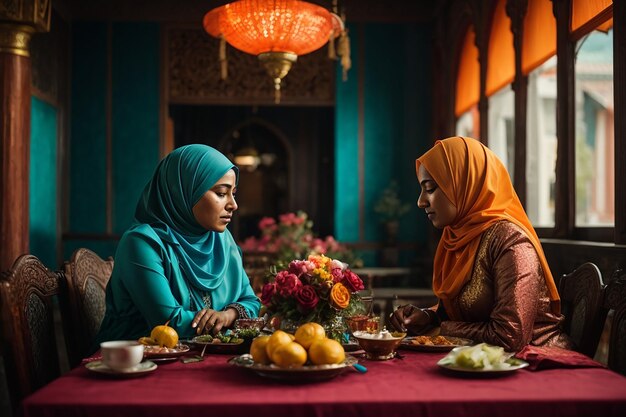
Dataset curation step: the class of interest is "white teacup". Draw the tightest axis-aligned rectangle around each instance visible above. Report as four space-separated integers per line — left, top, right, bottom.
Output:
100 340 145 371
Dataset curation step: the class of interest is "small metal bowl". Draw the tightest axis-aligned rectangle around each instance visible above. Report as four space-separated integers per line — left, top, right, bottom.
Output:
352 330 407 360
234 317 266 331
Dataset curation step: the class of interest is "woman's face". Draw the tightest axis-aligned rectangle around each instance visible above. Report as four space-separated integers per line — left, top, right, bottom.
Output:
192 169 238 232
417 164 457 229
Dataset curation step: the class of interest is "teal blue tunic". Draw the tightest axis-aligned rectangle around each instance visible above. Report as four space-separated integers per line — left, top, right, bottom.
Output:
94 145 260 348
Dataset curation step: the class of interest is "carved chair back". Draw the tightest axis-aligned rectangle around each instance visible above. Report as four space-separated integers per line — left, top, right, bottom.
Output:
558 262 608 358
243 251 274 295
0 255 64 410
604 270 626 375
62 248 114 367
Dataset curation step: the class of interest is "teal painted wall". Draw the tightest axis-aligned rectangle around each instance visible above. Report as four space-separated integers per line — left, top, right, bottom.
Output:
111 22 160 234
335 25 360 243
66 22 160 260
335 23 432 266
30 97 58 268
70 22 107 235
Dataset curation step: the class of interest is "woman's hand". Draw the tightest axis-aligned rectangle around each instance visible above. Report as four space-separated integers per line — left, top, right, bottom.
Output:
192 308 238 335
388 304 432 335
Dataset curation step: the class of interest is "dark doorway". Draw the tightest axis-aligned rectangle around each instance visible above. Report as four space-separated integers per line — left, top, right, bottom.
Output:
169 105 335 242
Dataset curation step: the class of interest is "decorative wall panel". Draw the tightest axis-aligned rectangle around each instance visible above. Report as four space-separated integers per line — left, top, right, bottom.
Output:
167 25 336 105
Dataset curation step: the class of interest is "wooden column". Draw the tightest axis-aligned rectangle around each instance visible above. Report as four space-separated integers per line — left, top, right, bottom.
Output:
552 0 575 238
614 0 626 244
0 1 50 271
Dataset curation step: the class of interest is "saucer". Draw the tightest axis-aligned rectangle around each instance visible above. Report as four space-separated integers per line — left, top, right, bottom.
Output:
85 360 157 377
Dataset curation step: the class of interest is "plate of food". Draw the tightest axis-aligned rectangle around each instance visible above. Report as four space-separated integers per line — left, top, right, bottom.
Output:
400 335 473 352
188 334 248 354
228 354 358 382
436 343 529 376
142 343 190 360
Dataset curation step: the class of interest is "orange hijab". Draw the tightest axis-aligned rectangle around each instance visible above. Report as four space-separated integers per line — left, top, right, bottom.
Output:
416 137 560 320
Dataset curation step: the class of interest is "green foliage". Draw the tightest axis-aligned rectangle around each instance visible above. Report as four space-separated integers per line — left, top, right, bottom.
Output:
373 181 410 222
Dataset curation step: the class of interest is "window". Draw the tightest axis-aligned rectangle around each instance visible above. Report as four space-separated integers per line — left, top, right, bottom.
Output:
456 105 479 139
523 0 557 227
526 57 557 227
574 28 614 227
486 0 515 175
487 86 515 178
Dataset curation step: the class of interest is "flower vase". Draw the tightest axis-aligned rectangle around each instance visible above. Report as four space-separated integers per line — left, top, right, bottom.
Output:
323 316 348 343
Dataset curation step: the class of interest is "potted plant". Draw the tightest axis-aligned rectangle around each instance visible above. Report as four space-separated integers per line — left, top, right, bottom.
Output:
373 181 410 244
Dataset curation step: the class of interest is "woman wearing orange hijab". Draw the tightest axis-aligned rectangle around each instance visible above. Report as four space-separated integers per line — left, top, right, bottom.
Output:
389 137 572 351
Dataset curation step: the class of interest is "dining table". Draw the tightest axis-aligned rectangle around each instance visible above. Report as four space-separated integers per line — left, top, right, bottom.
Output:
21 346 626 417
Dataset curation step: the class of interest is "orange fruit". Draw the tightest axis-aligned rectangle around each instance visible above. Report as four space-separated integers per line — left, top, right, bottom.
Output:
308 338 345 365
272 342 308 368
150 323 179 348
265 330 294 362
138 336 157 346
249 335 271 364
294 322 326 349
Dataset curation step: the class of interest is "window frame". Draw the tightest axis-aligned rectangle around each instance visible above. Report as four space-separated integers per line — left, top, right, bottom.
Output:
451 0 624 244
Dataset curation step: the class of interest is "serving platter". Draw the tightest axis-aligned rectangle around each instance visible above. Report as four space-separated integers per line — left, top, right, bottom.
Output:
400 336 473 352
228 354 358 382
437 357 529 375
188 336 249 354
143 344 190 360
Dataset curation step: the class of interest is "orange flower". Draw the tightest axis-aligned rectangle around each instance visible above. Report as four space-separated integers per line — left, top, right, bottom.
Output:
329 282 350 309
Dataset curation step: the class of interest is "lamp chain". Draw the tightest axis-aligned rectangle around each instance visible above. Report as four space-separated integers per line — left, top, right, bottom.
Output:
274 78 281 104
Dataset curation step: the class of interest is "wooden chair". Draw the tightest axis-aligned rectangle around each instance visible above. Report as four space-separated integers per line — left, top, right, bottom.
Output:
603 271 626 375
61 248 114 367
0 254 64 411
558 262 608 358
243 251 274 295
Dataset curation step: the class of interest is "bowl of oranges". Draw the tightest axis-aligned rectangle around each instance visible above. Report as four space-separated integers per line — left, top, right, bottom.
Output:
229 322 358 382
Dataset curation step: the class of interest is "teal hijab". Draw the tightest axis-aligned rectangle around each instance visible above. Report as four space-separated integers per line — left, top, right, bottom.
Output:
133 144 240 296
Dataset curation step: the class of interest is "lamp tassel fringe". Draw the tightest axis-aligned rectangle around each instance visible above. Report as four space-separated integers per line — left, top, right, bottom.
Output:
337 29 351 81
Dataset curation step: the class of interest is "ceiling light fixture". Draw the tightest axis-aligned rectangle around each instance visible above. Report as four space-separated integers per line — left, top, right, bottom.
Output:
203 0 350 103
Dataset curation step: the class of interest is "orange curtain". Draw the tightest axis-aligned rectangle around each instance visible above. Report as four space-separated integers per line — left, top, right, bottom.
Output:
597 17 614 32
455 25 480 117
522 0 556 75
571 0 613 33
486 0 515 96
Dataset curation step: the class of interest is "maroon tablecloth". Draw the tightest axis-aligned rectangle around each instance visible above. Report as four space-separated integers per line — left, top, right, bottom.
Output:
21 350 626 417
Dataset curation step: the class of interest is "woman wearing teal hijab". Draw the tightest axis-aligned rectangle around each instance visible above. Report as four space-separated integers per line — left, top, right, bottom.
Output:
94 145 260 346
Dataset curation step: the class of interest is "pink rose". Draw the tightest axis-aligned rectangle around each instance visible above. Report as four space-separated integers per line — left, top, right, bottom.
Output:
342 270 365 292
288 260 315 276
331 267 344 283
279 212 297 226
258 217 277 230
295 285 319 312
260 283 276 306
275 271 301 297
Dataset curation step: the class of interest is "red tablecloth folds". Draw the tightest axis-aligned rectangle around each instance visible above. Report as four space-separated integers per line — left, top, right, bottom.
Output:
21 346 626 417
515 345 606 371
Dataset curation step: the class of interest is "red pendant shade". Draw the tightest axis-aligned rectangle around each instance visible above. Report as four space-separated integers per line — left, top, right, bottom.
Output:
203 0 343 56
203 0 348 103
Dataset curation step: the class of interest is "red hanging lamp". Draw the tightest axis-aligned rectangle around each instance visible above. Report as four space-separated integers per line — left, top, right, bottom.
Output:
203 0 350 103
